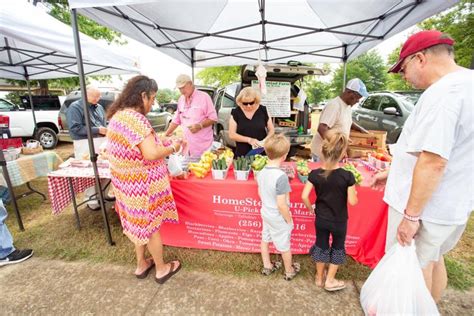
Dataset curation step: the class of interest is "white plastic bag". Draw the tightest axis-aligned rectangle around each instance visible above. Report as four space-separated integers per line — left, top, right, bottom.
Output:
167 154 184 177
360 243 439 316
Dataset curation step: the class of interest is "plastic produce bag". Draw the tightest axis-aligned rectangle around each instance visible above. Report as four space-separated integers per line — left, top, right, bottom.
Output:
360 243 439 316
167 154 184 177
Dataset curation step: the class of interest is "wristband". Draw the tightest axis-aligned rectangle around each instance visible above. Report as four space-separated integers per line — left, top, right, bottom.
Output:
403 210 420 222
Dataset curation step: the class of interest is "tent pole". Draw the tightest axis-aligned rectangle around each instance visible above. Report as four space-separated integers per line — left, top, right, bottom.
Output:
342 61 347 92
71 8 114 246
24 70 38 130
342 44 348 92
191 48 195 81
0 150 24 231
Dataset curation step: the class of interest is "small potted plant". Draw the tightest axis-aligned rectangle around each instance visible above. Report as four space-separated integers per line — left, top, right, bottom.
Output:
233 156 250 181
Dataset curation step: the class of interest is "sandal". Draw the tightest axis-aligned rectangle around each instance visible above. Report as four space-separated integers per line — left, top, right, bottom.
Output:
261 261 282 276
155 260 182 285
324 280 346 292
283 262 301 281
135 259 155 279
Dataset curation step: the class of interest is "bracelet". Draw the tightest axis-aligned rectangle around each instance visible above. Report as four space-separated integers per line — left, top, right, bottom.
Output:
403 210 420 222
170 145 176 154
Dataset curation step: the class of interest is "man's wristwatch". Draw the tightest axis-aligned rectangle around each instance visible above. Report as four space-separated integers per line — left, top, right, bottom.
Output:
403 210 421 222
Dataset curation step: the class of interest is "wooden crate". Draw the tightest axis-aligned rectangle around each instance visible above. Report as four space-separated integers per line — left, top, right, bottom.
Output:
350 130 387 149
347 146 374 158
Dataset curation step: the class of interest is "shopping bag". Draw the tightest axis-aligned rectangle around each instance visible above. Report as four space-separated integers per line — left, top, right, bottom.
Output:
167 154 184 177
360 243 439 316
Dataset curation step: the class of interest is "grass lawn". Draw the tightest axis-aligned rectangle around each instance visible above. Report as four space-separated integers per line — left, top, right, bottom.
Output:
4 142 473 291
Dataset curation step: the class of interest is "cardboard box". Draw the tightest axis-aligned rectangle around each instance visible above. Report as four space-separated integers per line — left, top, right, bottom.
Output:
350 130 387 149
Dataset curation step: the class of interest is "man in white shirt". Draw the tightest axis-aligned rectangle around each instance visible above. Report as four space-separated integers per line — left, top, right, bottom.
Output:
310 78 369 161
371 30 473 302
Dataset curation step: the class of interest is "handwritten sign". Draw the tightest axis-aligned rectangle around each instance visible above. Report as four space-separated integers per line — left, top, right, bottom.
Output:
252 80 291 117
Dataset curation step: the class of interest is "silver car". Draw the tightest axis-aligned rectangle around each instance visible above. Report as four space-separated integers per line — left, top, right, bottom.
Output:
352 92 417 144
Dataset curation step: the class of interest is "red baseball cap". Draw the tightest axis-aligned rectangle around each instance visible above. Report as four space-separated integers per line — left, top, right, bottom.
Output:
388 30 455 73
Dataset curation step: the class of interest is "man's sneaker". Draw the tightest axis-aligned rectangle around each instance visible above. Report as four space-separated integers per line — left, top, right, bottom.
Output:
0 249 34 266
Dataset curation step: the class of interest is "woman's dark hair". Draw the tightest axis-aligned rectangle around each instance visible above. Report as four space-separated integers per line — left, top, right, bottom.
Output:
107 75 158 119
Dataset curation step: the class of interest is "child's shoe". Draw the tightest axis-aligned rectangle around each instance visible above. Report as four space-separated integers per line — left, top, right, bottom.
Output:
261 261 282 276
283 262 301 281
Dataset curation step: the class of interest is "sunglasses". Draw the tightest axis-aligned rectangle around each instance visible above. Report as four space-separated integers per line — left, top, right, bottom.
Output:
399 54 418 74
242 100 256 106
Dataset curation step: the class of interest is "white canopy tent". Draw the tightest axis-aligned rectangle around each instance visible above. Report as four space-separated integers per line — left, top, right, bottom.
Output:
66 0 459 244
68 0 458 70
0 0 139 81
0 0 139 233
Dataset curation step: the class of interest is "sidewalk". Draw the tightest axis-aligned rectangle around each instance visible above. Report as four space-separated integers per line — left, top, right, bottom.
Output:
0 258 472 315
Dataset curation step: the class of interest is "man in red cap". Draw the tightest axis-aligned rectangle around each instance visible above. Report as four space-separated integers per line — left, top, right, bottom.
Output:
371 30 473 302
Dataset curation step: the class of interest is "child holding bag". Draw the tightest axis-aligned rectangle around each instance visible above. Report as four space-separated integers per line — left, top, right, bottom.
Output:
301 131 358 291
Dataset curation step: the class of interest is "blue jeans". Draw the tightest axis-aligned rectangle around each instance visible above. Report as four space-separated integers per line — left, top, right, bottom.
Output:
0 199 15 259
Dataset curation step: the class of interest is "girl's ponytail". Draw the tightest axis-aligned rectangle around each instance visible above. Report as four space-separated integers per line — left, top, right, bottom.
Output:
321 131 348 178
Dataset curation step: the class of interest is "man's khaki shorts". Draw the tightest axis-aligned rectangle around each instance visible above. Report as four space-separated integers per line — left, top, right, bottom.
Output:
385 206 466 268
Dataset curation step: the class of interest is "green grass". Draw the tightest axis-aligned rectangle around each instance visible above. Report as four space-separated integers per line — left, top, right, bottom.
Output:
4 144 473 290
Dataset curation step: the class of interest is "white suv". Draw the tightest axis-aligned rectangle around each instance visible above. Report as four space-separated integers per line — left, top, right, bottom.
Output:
0 97 60 149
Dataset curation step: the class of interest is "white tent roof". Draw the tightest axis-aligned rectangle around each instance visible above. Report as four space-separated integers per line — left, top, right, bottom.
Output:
68 0 458 67
0 1 139 80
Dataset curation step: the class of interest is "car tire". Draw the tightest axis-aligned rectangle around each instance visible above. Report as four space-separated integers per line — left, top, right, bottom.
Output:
36 127 58 149
166 107 175 114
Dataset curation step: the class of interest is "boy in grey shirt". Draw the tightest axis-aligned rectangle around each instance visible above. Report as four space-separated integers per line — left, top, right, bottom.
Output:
256 134 300 280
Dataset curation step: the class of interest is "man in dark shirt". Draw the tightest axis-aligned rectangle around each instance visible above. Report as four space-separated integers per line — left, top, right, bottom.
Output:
66 86 109 210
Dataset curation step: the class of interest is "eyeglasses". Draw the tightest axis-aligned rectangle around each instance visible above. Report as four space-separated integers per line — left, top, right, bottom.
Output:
399 54 417 74
242 100 256 106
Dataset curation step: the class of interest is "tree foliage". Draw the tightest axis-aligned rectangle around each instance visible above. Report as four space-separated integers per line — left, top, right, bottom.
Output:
156 88 180 104
196 66 240 87
418 0 473 68
386 45 413 91
331 51 388 94
303 79 333 104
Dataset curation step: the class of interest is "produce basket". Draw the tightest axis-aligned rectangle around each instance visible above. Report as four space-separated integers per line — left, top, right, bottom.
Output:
297 173 308 183
211 168 228 180
234 169 250 181
21 139 43 155
2 148 21 161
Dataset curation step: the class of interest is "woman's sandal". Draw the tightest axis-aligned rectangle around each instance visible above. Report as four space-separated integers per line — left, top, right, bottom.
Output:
283 262 301 281
324 280 346 292
261 261 282 276
155 260 182 284
135 259 155 279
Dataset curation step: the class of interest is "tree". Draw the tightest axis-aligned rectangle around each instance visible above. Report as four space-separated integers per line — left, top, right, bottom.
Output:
156 88 180 104
419 0 473 68
331 51 388 94
196 66 240 87
303 79 333 104
386 45 413 91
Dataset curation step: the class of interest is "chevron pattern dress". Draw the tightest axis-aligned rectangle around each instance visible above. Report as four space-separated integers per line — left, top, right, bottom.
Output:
106 109 178 245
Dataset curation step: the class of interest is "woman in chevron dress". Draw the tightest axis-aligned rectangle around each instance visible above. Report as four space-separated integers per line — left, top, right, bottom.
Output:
106 75 182 284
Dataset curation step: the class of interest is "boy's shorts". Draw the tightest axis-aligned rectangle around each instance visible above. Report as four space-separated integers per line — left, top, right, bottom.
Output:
261 213 293 252
385 206 466 268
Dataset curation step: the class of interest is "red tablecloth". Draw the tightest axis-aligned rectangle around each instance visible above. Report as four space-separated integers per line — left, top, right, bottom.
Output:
162 163 387 268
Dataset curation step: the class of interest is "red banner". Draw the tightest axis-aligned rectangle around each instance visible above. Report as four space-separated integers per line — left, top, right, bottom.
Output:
161 163 387 268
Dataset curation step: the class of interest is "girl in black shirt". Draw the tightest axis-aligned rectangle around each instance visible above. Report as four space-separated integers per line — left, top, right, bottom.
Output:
301 131 358 292
229 87 274 157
